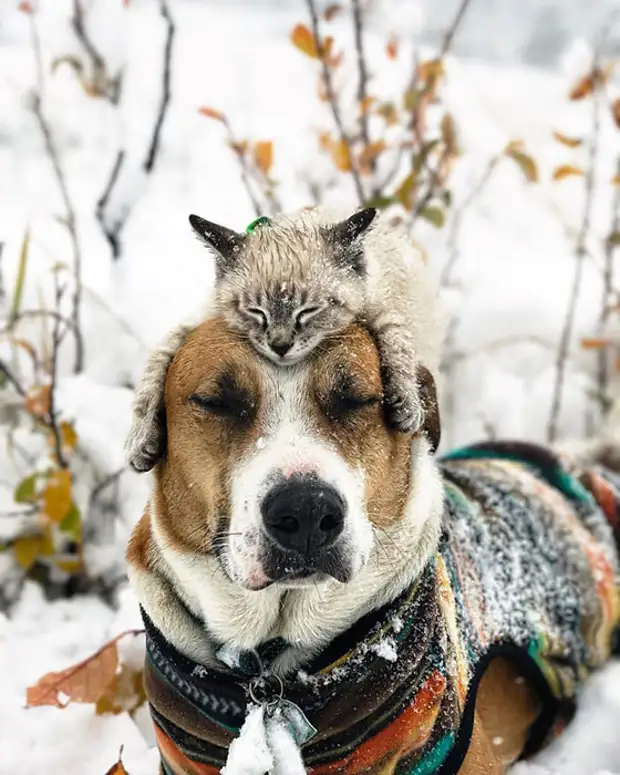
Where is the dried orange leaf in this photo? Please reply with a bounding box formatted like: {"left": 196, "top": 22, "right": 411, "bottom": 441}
{"left": 612, "top": 99, "right": 620, "bottom": 130}
{"left": 291, "top": 24, "right": 319, "bottom": 59}
{"left": 42, "top": 469, "right": 72, "bottom": 523}
{"left": 253, "top": 141, "right": 273, "bottom": 176}
{"left": 27, "top": 638, "right": 119, "bottom": 708}
{"left": 331, "top": 139, "right": 352, "bottom": 172}
{"left": 552, "top": 131, "right": 582, "bottom": 148}
{"left": 103, "top": 747, "right": 129, "bottom": 775}
{"left": 323, "top": 4, "right": 342, "bottom": 21}
{"left": 505, "top": 147, "right": 538, "bottom": 183}
{"left": 552, "top": 165, "right": 584, "bottom": 181}
{"left": 359, "top": 95, "right": 376, "bottom": 114}
{"left": 386, "top": 36, "right": 398, "bottom": 60}
{"left": 96, "top": 664, "right": 146, "bottom": 716}
{"left": 197, "top": 106, "right": 226, "bottom": 122}
{"left": 581, "top": 337, "right": 612, "bottom": 350}
{"left": 358, "top": 141, "right": 386, "bottom": 174}
{"left": 569, "top": 69, "right": 605, "bottom": 101}
{"left": 26, "top": 385, "right": 50, "bottom": 419}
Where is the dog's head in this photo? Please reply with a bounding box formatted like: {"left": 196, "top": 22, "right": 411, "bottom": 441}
{"left": 131, "top": 317, "right": 440, "bottom": 591}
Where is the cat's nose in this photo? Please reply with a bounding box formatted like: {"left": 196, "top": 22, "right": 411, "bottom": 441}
{"left": 270, "top": 341, "right": 292, "bottom": 357}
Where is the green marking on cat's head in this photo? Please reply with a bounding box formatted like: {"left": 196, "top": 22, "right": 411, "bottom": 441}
{"left": 245, "top": 216, "right": 271, "bottom": 233}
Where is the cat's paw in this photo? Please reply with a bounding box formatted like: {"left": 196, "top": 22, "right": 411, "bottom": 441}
{"left": 383, "top": 376, "right": 423, "bottom": 433}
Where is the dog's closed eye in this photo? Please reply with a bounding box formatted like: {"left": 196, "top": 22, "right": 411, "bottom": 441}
{"left": 321, "top": 374, "right": 381, "bottom": 422}
{"left": 189, "top": 374, "right": 255, "bottom": 425}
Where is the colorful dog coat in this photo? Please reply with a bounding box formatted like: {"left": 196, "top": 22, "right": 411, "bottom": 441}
{"left": 142, "top": 442, "right": 620, "bottom": 774}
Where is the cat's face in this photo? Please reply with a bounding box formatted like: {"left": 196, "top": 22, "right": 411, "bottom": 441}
{"left": 188, "top": 208, "right": 376, "bottom": 364}
{"left": 232, "top": 289, "right": 357, "bottom": 365}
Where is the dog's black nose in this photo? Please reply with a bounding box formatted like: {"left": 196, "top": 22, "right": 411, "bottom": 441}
{"left": 262, "top": 477, "right": 345, "bottom": 556}
{"left": 270, "top": 341, "right": 291, "bottom": 357}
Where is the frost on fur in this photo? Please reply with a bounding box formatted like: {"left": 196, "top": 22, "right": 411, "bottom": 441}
{"left": 189, "top": 206, "right": 444, "bottom": 436}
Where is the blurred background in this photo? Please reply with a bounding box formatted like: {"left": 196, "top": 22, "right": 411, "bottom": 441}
{"left": 0, "top": 1, "right": 620, "bottom": 773}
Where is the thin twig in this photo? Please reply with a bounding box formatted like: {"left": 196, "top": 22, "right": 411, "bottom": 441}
{"left": 439, "top": 0, "right": 475, "bottom": 58}
{"left": 71, "top": 0, "right": 113, "bottom": 102}
{"left": 28, "top": 14, "right": 84, "bottom": 374}
{"left": 351, "top": 0, "right": 376, "bottom": 192}
{"left": 305, "top": 0, "right": 366, "bottom": 205}
{"left": 0, "top": 361, "right": 27, "bottom": 397}
{"left": 547, "top": 64, "right": 602, "bottom": 442}
{"left": 96, "top": 0, "right": 175, "bottom": 259}
{"left": 596, "top": 157, "right": 620, "bottom": 414}
{"left": 225, "top": 124, "right": 263, "bottom": 218}
{"left": 442, "top": 155, "right": 501, "bottom": 286}
{"left": 48, "top": 278, "right": 68, "bottom": 470}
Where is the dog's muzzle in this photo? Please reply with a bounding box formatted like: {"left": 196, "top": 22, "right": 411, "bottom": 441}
{"left": 260, "top": 475, "right": 349, "bottom": 582}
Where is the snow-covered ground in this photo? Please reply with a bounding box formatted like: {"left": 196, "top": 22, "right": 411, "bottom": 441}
{"left": 1, "top": 1, "right": 619, "bottom": 773}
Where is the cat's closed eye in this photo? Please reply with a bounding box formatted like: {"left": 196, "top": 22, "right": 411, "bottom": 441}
{"left": 295, "top": 306, "right": 323, "bottom": 330}
{"left": 245, "top": 307, "right": 269, "bottom": 329}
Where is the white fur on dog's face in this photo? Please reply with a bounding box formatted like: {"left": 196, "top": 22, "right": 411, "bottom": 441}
{"left": 223, "top": 365, "right": 372, "bottom": 591}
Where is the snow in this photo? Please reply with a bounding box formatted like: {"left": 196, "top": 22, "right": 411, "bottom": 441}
{"left": 1, "top": 0, "right": 620, "bottom": 773}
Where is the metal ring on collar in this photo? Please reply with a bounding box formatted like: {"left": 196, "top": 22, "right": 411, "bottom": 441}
{"left": 248, "top": 674, "right": 284, "bottom": 705}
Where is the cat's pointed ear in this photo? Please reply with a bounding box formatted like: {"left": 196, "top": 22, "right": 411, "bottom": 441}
{"left": 189, "top": 214, "right": 245, "bottom": 274}
{"left": 330, "top": 208, "right": 377, "bottom": 275}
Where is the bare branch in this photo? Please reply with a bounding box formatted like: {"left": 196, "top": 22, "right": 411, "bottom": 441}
{"left": 547, "top": 64, "right": 602, "bottom": 442}
{"left": 351, "top": 0, "right": 375, "bottom": 190}
{"left": 442, "top": 155, "right": 500, "bottom": 286}
{"left": 48, "top": 278, "right": 69, "bottom": 470}
{"left": 596, "top": 157, "right": 620, "bottom": 414}
{"left": 439, "top": 0, "right": 475, "bottom": 58}
{"left": 305, "top": 0, "right": 366, "bottom": 205}
{"left": 96, "top": 0, "right": 175, "bottom": 260}
{"left": 71, "top": 0, "right": 115, "bottom": 102}
{"left": 28, "top": 14, "right": 84, "bottom": 374}
{"left": 0, "top": 361, "right": 27, "bottom": 397}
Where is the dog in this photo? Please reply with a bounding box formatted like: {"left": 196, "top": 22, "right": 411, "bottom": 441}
{"left": 126, "top": 317, "right": 620, "bottom": 775}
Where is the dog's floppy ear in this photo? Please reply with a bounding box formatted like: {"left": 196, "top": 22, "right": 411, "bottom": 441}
{"left": 416, "top": 365, "right": 441, "bottom": 453}
{"left": 188, "top": 214, "right": 245, "bottom": 276}
{"left": 125, "top": 325, "right": 193, "bottom": 473}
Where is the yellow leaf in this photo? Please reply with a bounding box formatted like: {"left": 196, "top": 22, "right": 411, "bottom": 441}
{"left": 253, "top": 141, "right": 273, "bottom": 176}
{"left": 418, "top": 59, "right": 444, "bottom": 83}
{"left": 552, "top": 131, "right": 582, "bottom": 148}
{"left": 552, "top": 165, "right": 584, "bottom": 181}
{"left": 359, "top": 96, "right": 376, "bottom": 114}
{"left": 291, "top": 24, "right": 319, "bottom": 59}
{"left": 440, "top": 113, "right": 458, "bottom": 155}
{"left": 26, "top": 385, "right": 51, "bottom": 419}
{"left": 61, "top": 421, "right": 78, "bottom": 452}
{"left": 43, "top": 469, "right": 72, "bottom": 524}
{"left": 55, "top": 556, "right": 83, "bottom": 574}
{"left": 358, "top": 141, "right": 385, "bottom": 175}
{"left": 13, "top": 535, "right": 46, "bottom": 570}
{"left": 395, "top": 173, "right": 416, "bottom": 210}
{"left": 197, "top": 106, "right": 226, "bottom": 122}
{"left": 323, "top": 4, "right": 342, "bottom": 21}
{"left": 419, "top": 206, "right": 445, "bottom": 228}
{"left": 331, "top": 139, "right": 352, "bottom": 172}
{"left": 505, "top": 146, "right": 538, "bottom": 183}
{"left": 377, "top": 102, "right": 398, "bottom": 126}
{"left": 386, "top": 36, "right": 398, "bottom": 60}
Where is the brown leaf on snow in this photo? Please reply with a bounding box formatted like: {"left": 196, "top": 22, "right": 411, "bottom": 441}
{"left": 103, "top": 747, "right": 129, "bottom": 775}
{"left": 552, "top": 164, "right": 584, "bottom": 181}
{"left": 27, "top": 638, "right": 119, "bottom": 708}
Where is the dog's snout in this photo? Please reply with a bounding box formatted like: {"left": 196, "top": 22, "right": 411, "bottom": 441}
{"left": 262, "top": 477, "right": 345, "bottom": 555}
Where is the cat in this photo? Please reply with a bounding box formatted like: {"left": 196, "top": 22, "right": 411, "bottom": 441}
{"left": 126, "top": 207, "right": 441, "bottom": 472}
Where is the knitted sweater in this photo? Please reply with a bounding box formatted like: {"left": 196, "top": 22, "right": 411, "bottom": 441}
{"left": 143, "top": 442, "right": 620, "bottom": 775}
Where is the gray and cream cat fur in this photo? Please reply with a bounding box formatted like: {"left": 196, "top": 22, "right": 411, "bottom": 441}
{"left": 125, "top": 206, "right": 442, "bottom": 472}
